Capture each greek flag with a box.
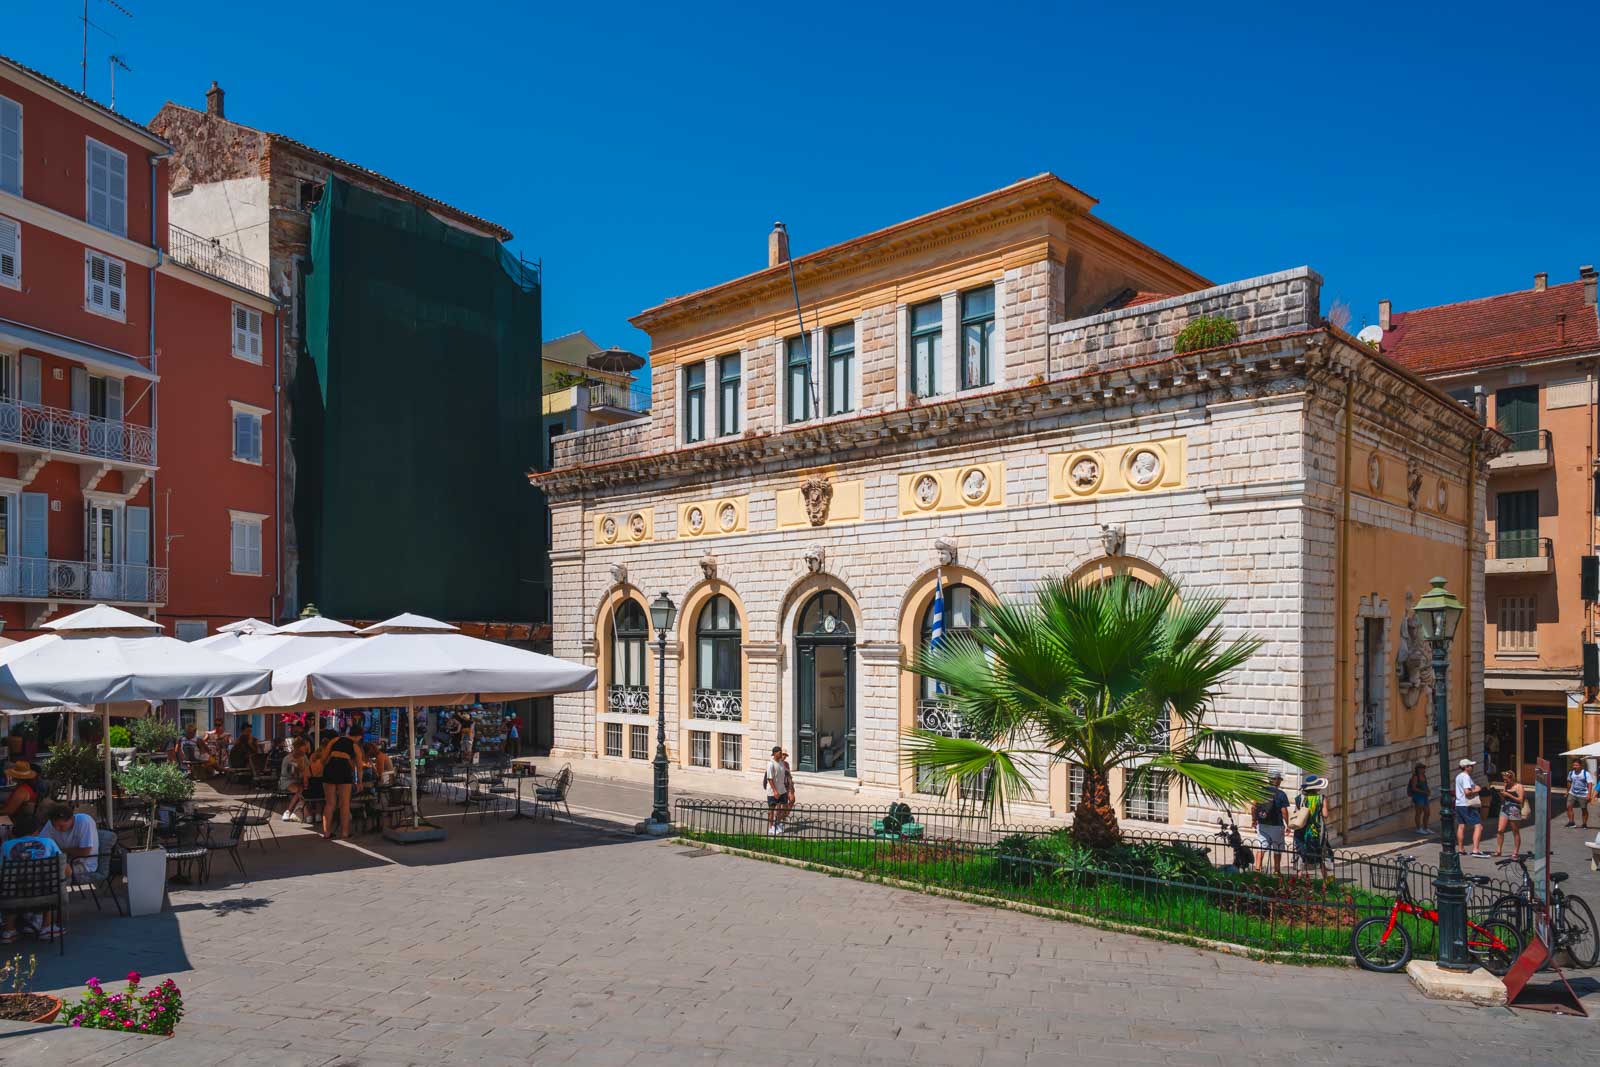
[931,573,946,695]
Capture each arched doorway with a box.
[794,590,855,775]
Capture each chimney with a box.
[768,222,789,269]
[1534,272,1548,291]
[205,81,225,119]
[1582,265,1598,307]
[1378,299,1391,331]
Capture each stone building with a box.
[1379,269,1600,778]
[534,174,1504,834]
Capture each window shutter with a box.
[107,149,126,235]
[249,311,262,359]
[233,306,248,355]
[87,142,107,230]
[21,355,40,405]
[70,367,88,414]
[106,377,123,422]
[231,521,245,573]
[0,97,19,195]
[19,492,46,558]
[85,251,104,310]
[106,258,124,313]
[0,216,17,282]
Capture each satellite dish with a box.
[1357,325,1383,346]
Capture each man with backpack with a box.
[1251,771,1291,874]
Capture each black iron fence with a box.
[675,799,1517,959]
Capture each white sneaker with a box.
[766,826,778,836]
[281,812,293,821]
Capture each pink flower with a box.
[126,971,140,984]
[86,977,101,988]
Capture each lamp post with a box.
[644,590,677,834]
[1415,575,1468,969]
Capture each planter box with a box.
[125,848,167,916]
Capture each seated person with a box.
[177,726,220,778]
[228,726,265,774]
[363,743,394,784]
[1,761,43,818]
[39,803,98,879]
[0,811,64,943]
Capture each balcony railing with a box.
[1501,428,1551,453]
[1360,700,1385,750]
[607,684,650,715]
[587,382,651,413]
[1490,536,1553,561]
[167,225,269,297]
[691,688,742,721]
[917,697,968,738]
[0,400,154,464]
[0,558,167,604]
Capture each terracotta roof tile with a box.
[1382,280,1600,376]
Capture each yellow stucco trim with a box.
[1049,437,1186,503]
[677,496,749,539]
[593,509,654,547]
[776,480,864,529]
[898,461,1005,517]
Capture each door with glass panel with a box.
[1495,490,1539,559]
[793,592,855,775]
[87,503,118,599]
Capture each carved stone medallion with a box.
[1434,480,1447,512]
[686,506,705,535]
[1126,449,1162,488]
[913,474,941,510]
[628,512,647,541]
[717,502,738,532]
[1366,453,1383,492]
[601,517,618,544]
[960,467,989,504]
[1069,455,1102,492]
[801,475,834,526]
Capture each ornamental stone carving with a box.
[801,475,834,526]
[1126,449,1161,488]
[913,474,941,510]
[1070,456,1101,489]
[959,467,990,503]
[804,544,826,575]
[1406,456,1422,512]
[686,506,706,535]
[609,563,628,587]
[1100,524,1126,558]
[1394,590,1435,709]
[935,538,958,566]
[1366,452,1383,492]
[700,552,718,581]
[628,512,647,540]
[717,502,738,532]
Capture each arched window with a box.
[692,595,742,721]
[914,582,984,794]
[797,591,854,636]
[607,600,650,715]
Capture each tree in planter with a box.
[40,742,103,802]
[904,576,1324,848]
[129,717,180,756]
[116,762,195,850]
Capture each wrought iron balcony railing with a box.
[0,400,154,464]
[1500,428,1551,453]
[1490,536,1553,561]
[917,697,968,738]
[167,225,269,296]
[1361,700,1386,749]
[587,382,651,413]
[0,557,167,604]
[607,684,650,715]
[691,688,742,721]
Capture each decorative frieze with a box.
[593,508,654,546]
[1049,436,1186,503]
[898,461,1004,517]
[678,496,748,539]
[1358,449,1463,523]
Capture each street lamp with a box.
[645,590,677,833]
[1415,575,1467,969]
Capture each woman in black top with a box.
[320,722,366,840]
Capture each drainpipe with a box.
[1337,378,1353,837]
[1462,439,1477,758]
[148,152,167,621]
[272,307,283,624]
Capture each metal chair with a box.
[0,855,66,955]
[67,830,124,916]
[164,820,208,885]
[533,764,574,823]
[202,821,247,880]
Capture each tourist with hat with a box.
[0,760,42,819]
[1454,757,1487,857]
[1288,774,1330,872]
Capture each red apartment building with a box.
[0,54,279,647]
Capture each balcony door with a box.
[1495,386,1540,452]
[71,368,123,458]
[87,502,119,599]
[1496,490,1540,559]
[19,491,44,597]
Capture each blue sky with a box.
[9,1,1597,359]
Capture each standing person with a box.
[1289,776,1330,872]
[1251,771,1291,873]
[1495,770,1526,857]
[460,710,476,762]
[505,714,521,759]
[1455,758,1487,856]
[764,745,790,835]
[1566,759,1593,829]
[319,723,366,840]
[777,748,796,832]
[1406,764,1432,835]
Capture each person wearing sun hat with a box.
[0,760,42,819]
[1289,774,1330,872]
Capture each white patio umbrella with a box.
[217,615,362,746]
[0,604,273,826]
[1563,741,1600,759]
[218,618,280,635]
[225,613,596,831]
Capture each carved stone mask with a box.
[801,475,833,527]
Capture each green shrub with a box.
[1173,314,1239,354]
[43,742,103,790]
[117,761,195,849]
[107,725,132,749]
[130,717,180,754]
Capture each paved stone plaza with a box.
[3,792,1595,1066]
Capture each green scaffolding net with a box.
[296,176,544,623]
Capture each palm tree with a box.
[904,576,1324,848]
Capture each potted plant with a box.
[115,762,194,916]
[107,724,135,769]
[130,717,180,761]
[0,954,60,1024]
[41,742,103,804]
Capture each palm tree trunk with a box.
[1071,768,1120,849]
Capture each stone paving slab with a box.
[2,802,1594,1065]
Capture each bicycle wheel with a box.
[1467,918,1523,977]
[1559,894,1599,969]
[1352,915,1412,972]
[1488,893,1529,937]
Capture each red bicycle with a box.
[1351,854,1522,974]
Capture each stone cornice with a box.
[533,330,1504,500]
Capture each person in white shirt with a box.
[765,745,791,835]
[41,803,98,877]
[1454,758,1486,857]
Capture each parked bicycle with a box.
[1487,852,1598,969]
[1216,816,1254,872]
[1351,854,1522,974]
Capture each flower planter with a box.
[0,992,62,1023]
[125,848,168,916]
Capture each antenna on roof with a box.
[776,223,823,420]
[108,53,131,110]
[77,0,133,96]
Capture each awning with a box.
[0,319,158,381]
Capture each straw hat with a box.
[5,760,38,780]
